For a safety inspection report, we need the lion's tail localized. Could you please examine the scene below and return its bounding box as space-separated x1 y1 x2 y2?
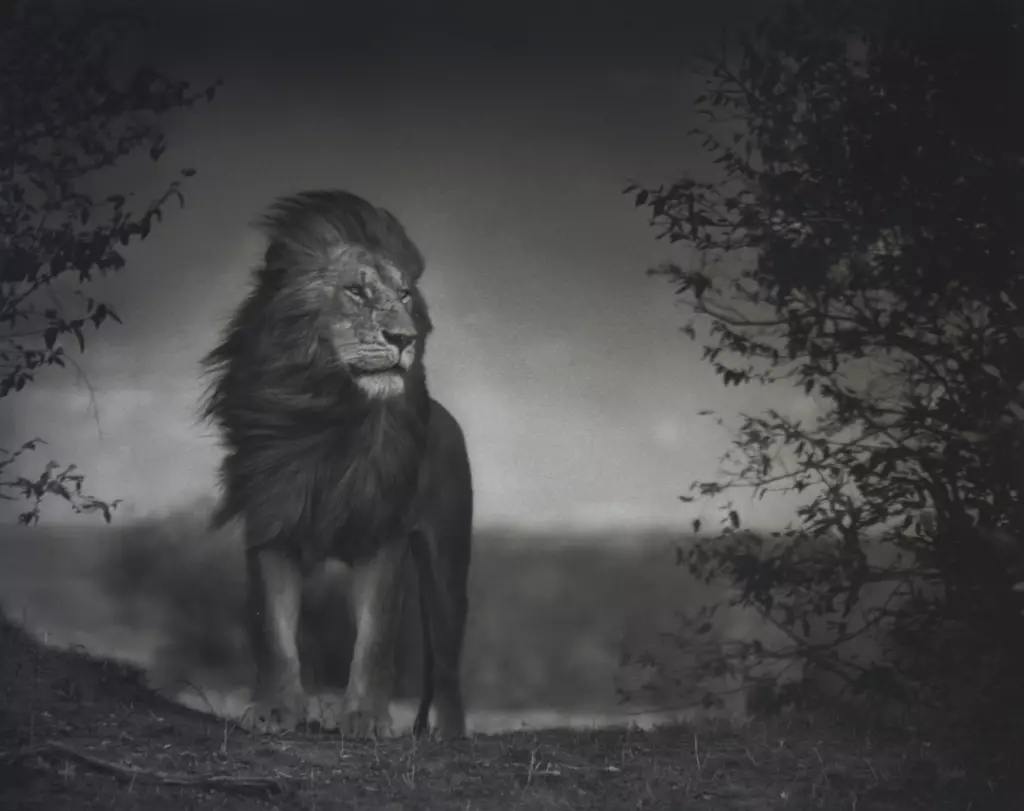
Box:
409 530 435 737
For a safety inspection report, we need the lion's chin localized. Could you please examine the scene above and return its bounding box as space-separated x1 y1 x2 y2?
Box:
354 371 406 399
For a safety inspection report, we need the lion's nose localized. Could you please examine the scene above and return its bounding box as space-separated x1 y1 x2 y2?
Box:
382 329 416 352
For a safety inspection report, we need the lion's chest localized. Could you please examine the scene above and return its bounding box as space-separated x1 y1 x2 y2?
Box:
302 414 425 564
219 391 429 564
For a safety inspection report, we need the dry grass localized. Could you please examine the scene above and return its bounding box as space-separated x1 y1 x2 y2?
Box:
1 615 1014 811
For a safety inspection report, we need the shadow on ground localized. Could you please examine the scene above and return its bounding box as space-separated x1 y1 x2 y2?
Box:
2 610 1011 810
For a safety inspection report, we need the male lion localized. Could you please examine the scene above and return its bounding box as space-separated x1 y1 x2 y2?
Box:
201 190 473 739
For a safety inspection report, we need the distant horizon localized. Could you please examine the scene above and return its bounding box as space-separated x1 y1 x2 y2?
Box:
11 505 776 544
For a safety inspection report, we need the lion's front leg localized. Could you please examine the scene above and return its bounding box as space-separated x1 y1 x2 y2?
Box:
316 537 407 738
243 545 307 733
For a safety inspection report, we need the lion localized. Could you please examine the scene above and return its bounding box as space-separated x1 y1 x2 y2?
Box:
200 189 473 739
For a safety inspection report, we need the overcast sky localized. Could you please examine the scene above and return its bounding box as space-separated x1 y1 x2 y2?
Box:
2 0 827 532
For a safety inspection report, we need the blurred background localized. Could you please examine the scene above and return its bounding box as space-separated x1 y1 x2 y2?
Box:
0 0 843 732
1 0 810 532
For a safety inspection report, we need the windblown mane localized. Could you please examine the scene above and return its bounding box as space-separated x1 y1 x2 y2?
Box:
201 191 433 567
256 190 426 279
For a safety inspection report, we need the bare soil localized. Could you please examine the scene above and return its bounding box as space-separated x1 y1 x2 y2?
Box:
1 616 1017 811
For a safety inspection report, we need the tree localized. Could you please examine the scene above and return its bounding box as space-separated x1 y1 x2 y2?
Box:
626 0 1023 742
0 3 219 525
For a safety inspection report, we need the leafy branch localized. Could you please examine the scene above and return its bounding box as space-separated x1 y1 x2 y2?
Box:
625 0 1024 731
0 2 220 523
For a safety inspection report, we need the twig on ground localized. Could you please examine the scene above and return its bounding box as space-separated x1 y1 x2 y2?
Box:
5 741 293 797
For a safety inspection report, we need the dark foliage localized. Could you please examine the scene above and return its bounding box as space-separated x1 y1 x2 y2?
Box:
0 1 219 524
627 0 1024 755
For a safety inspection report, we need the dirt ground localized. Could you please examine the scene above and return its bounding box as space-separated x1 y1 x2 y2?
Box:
2 616 1017 811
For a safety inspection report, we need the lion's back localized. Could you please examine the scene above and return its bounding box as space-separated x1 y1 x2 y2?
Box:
417 399 473 541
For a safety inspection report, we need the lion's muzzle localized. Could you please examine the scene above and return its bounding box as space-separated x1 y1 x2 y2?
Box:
330 327 417 375
382 327 417 371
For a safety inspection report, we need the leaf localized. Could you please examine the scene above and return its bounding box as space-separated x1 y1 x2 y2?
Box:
635 190 649 207
959 431 987 443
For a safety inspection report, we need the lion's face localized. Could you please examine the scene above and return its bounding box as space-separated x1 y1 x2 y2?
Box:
305 245 425 399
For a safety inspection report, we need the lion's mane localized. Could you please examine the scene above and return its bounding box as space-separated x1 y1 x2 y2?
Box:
201 190 435 568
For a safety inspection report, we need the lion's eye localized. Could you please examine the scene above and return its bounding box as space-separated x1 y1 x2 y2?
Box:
344 284 369 301
399 290 412 303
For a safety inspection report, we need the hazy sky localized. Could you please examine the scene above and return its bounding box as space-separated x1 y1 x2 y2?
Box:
3 0 824 531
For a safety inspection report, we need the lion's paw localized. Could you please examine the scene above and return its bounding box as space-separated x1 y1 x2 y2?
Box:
312 693 394 739
433 714 467 741
240 690 307 734
432 693 468 740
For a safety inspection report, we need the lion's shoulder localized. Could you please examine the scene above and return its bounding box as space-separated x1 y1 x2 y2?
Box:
426 399 469 455
420 399 472 509
428 398 462 436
